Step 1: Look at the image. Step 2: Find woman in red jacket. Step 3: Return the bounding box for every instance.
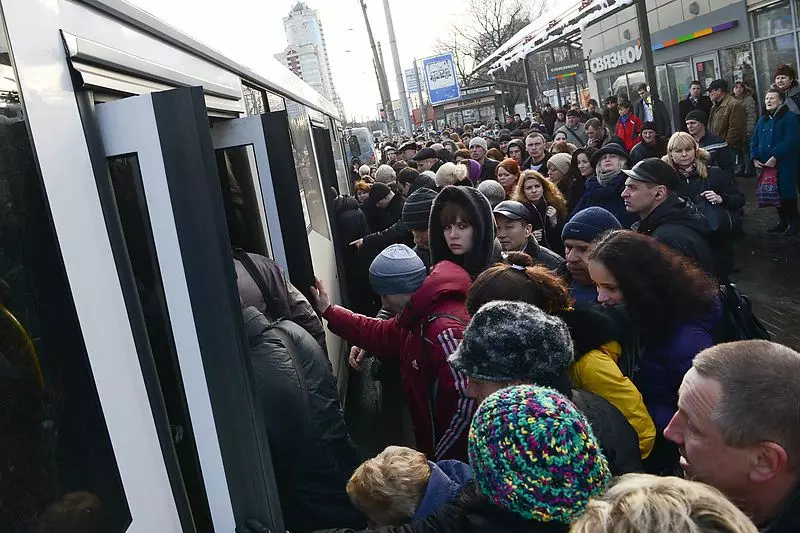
[309,244,476,462]
[615,99,642,152]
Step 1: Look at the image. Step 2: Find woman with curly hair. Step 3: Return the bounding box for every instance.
[466,252,656,469]
[588,230,721,475]
[494,158,520,199]
[515,170,568,255]
[663,131,744,280]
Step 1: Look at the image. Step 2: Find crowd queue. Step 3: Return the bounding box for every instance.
[233,65,800,533]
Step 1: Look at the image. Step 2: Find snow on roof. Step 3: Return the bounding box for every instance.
[484,0,635,74]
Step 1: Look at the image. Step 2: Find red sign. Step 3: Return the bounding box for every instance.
[697,63,704,72]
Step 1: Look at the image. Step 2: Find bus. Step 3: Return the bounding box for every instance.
[0,0,354,531]
[344,126,377,165]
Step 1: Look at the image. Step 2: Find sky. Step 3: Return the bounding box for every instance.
[125,0,470,120]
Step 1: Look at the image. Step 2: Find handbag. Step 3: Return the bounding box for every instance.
[694,198,740,235]
[756,167,781,208]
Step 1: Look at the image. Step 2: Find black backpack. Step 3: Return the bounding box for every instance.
[719,283,771,342]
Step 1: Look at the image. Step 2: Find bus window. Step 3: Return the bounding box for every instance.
[287,102,330,239]
[0,19,130,532]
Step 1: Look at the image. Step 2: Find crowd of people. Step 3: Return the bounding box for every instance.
[238,66,800,533]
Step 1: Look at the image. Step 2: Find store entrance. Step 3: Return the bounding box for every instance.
[694,53,721,90]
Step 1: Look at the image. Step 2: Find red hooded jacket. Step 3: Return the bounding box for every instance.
[322,261,476,461]
[615,113,642,152]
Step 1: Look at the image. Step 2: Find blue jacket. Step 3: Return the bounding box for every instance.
[411,460,473,523]
[635,300,721,431]
[751,104,800,200]
[571,173,639,228]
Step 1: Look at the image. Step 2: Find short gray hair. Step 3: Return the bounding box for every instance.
[693,341,800,464]
[374,164,397,184]
[476,180,506,208]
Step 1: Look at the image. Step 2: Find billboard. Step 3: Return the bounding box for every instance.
[422,53,460,105]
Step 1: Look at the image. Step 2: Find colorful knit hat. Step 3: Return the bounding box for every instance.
[468,385,611,524]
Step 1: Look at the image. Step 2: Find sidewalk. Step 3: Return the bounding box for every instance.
[731,177,800,350]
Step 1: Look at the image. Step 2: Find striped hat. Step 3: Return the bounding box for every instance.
[402,187,438,230]
[468,385,611,524]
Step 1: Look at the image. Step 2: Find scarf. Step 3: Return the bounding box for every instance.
[676,163,697,179]
[596,162,623,186]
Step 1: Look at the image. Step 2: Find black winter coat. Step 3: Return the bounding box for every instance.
[518,234,564,271]
[634,97,671,136]
[332,195,370,244]
[761,489,800,533]
[629,138,668,164]
[633,195,715,276]
[243,309,364,533]
[522,152,551,173]
[479,158,500,184]
[698,133,736,173]
[316,483,569,533]
[679,95,712,131]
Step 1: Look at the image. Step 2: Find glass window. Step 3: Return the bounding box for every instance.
[266,91,286,112]
[596,76,612,99]
[287,103,330,239]
[667,60,693,127]
[750,0,793,39]
[754,36,797,101]
[327,122,350,195]
[626,70,645,101]
[611,74,630,100]
[0,19,130,533]
[242,85,266,116]
[720,44,756,94]
[655,64,674,132]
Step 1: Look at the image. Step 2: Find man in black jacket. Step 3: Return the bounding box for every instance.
[629,122,668,164]
[634,83,672,137]
[468,136,499,183]
[678,80,712,132]
[243,308,364,533]
[492,200,564,270]
[685,109,735,173]
[622,159,715,275]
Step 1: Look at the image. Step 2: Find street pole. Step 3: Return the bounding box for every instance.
[636,0,659,99]
[359,0,395,132]
[523,53,535,116]
[414,59,427,129]
[376,42,397,132]
[382,0,412,135]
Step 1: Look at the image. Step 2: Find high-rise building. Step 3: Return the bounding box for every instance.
[274,2,344,118]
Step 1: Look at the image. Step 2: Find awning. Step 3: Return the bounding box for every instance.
[481,0,636,74]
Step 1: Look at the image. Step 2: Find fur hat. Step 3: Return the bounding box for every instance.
[775,63,797,81]
[468,385,611,523]
[448,300,574,383]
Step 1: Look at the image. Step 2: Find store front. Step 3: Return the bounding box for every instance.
[584,0,752,132]
[434,84,503,129]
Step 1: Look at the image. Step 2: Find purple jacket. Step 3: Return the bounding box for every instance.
[636,300,721,431]
[411,460,473,523]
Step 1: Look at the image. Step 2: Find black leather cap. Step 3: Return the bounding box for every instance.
[493,200,531,223]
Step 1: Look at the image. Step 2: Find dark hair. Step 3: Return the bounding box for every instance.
[486,147,505,161]
[588,99,598,106]
[454,148,471,160]
[690,80,702,88]
[585,118,602,130]
[439,201,472,227]
[588,230,718,339]
[618,99,631,110]
[397,167,419,186]
[637,83,649,92]
[569,147,598,180]
[466,252,571,315]
[437,148,454,163]
[391,161,408,173]
[406,160,419,169]
[766,87,786,102]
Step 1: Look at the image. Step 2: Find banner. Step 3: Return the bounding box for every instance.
[422,53,460,105]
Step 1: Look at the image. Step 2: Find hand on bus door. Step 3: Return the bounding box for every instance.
[350,238,364,249]
[309,278,331,314]
[349,345,370,371]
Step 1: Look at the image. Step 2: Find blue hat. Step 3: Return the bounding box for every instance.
[368,244,427,295]
[562,207,622,243]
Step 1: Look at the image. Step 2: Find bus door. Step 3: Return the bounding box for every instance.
[208,108,348,388]
[91,86,283,533]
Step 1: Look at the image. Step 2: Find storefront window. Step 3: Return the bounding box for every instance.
[596,77,612,99]
[720,44,757,95]
[667,61,693,128]
[753,36,797,100]
[0,17,131,533]
[750,0,794,39]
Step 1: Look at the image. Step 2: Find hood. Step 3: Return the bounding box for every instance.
[409,173,438,195]
[412,460,473,522]
[559,305,620,358]
[332,195,360,214]
[429,185,497,279]
[397,260,472,326]
[636,194,709,237]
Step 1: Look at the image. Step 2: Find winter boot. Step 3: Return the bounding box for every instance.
[767,205,788,233]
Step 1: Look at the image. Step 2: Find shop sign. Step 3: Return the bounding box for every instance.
[545,61,585,80]
[589,44,643,73]
[442,95,495,110]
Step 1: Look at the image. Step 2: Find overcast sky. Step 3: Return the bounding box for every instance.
[126,0,474,120]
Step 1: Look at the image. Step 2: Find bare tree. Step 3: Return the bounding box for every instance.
[433,0,547,112]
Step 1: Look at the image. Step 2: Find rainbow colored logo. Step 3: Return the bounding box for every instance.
[652,20,738,51]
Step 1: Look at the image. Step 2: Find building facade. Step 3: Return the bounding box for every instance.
[274,2,345,118]
[583,0,800,132]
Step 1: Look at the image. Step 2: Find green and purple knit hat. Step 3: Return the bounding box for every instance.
[468,385,611,524]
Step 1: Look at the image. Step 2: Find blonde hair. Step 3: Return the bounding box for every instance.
[664,131,711,179]
[514,170,568,218]
[435,161,468,188]
[346,446,431,526]
[571,474,759,533]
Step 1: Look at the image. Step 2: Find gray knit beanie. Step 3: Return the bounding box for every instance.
[449,300,574,383]
[368,244,428,296]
